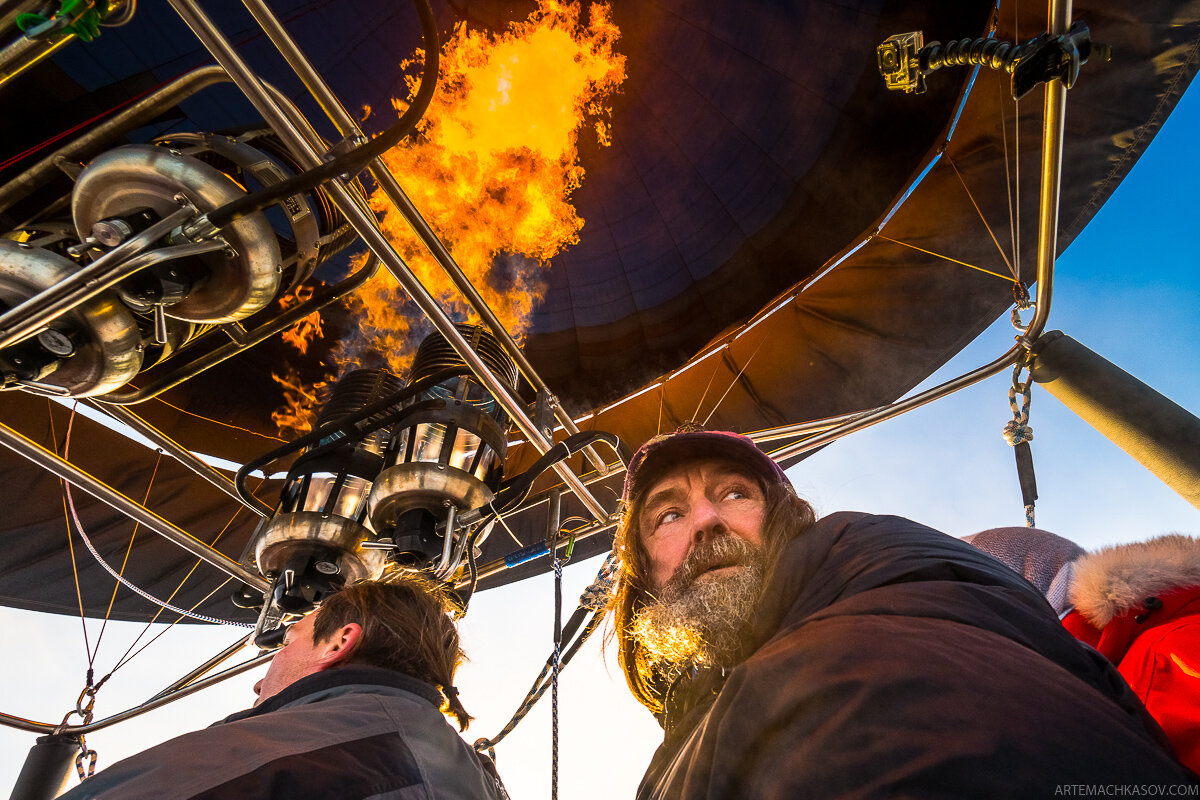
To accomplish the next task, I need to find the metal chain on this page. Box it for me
[54,675,101,780]
[75,742,98,781]
[1011,283,1034,331]
[1002,361,1038,526]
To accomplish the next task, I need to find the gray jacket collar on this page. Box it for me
[221,666,442,724]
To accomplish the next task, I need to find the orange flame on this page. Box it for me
[270,364,327,439]
[272,0,625,435]
[346,0,625,373]
[278,284,324,356]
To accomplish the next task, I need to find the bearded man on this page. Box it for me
[612,429,1197,799]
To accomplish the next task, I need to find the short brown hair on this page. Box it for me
[313,578,473,730]
[610,471,815,714]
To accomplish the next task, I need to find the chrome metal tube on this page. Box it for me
[90,403,274,516]
[0,65,229,213]
[165,0,611,524]
[236,0,607,474]
[766,346,1022,462]
[0,420,269,591]
[441,513,475,579]
[747,409,886,443]
[0,648,272,735]
[148,634,254,701]
[237,0,359,136]
[0,30,70,92]
[1020,0,1071,344]
[0,207,199,351]
[438,503,457,577]
[1,0,43,33]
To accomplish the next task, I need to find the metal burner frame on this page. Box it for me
[0,0,1070,736]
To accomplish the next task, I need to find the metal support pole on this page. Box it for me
[769,0,1074,463]
[236,0,608,476]
[1,0,46,32]
[0,649,273,736]
[747,409,884,443]
[1020,0,1071,344]
[89,403,274,516]
[148,634,253,701]
[0,420,269,591]
[0,207,199,350]
[0,32,71,93]
[1030,331,1200,510]
[236,0,360,137]
[165,0,611,524]
[0,66,230,214]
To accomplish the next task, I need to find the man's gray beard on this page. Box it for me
[631,535,764,680]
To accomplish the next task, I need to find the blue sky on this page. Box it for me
[2,63,1197,800]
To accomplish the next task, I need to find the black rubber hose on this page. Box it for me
[205,0,440,229]
[491,431,623,514]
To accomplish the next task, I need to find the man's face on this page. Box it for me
[253,612,329,706]
[637,458,767,591]
[630,458,769,672]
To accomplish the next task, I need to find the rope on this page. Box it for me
[550,553,563,800]
[473,612,605,757]
[62,409,252,627]
[578,550,620,612]
[702,330,769,427]
[472,552,619,757]
[690,358,723,425]
[946,154,1017,280]
[657,383,665,436]
[99,497,246,674]
[111,578,237,674]
[93,449,164,659]
[874,235,1020,284]
[1012,1,1021,284]
[152,396,286,442]
[999,74,1018,281]
[49,401,95,667]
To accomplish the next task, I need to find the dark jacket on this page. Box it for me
[60,666,507,800]
[639,513,1195,799]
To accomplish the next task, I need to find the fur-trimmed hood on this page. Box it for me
[1070,534,1200,627]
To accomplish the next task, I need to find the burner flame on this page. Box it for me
[272,0,625,435]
